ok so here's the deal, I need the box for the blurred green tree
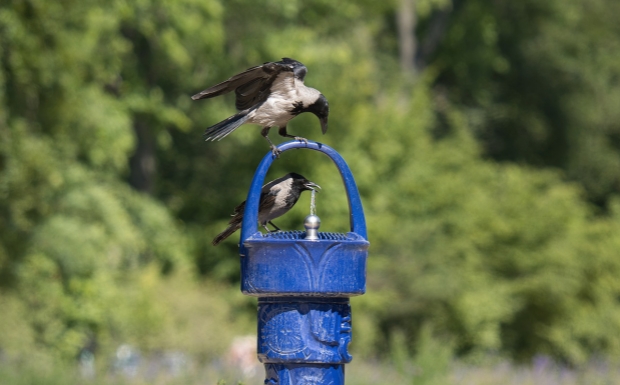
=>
[429,0,620,207]
[1,0,620,368]
[343,79,620,363]
[0,0,214,360]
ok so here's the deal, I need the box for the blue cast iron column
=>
[239,141,369,385]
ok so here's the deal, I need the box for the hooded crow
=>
[192,58,329,156]
[212,173,320,246]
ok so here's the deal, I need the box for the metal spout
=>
[305,189,320,240]
[304,214,321,240]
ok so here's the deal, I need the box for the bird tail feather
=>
[212,206,245,246]
[204,108,254,141]
[212,224,240,246]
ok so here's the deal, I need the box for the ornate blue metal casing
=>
[239,141,369,385]
[240,141,369,297]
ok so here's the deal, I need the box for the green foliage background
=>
[1,0,620,372]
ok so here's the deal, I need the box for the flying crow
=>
[192,58,329,156]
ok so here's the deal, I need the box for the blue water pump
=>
[239,141,369,385]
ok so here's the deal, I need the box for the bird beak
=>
[320,117,328,134]
[304,181,321,192]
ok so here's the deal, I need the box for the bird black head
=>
[288,173,321,192]
[305,94,329,134]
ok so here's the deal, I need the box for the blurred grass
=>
[2,322,618,385]
[2,356,620,385]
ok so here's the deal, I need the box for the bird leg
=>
[261,126,281,157]
[268,221,281,231]
[278,126,308,144]
[261,221,281,233]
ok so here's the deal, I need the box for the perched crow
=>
[192,58,329,156]
[212,173,320,246]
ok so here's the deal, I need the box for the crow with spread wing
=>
[192,58,329,157]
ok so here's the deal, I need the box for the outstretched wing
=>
[191,59,308,110]
[191,64,269,101]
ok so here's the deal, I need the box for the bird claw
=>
[294,136,309,144]
[270,146,282,158]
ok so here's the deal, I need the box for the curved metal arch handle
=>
[240,141,368,243]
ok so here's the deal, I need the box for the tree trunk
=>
[129,120,156,194]
[397,0,417,75]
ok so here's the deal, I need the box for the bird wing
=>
[191,64,267,101]
[191,59,308,111]
[227,181,280,220]
[256,187,280,226]
[258,189,278,210]
[261,173,294,191]
[231,200,245,215]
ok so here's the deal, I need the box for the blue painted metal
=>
[240,141,368,243]
[239,141,369,385]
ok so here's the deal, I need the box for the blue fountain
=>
[238,141,369,385]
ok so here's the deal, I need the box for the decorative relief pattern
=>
[258,300,352,364]
[262,306,305,355]
[242,238,368,296]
